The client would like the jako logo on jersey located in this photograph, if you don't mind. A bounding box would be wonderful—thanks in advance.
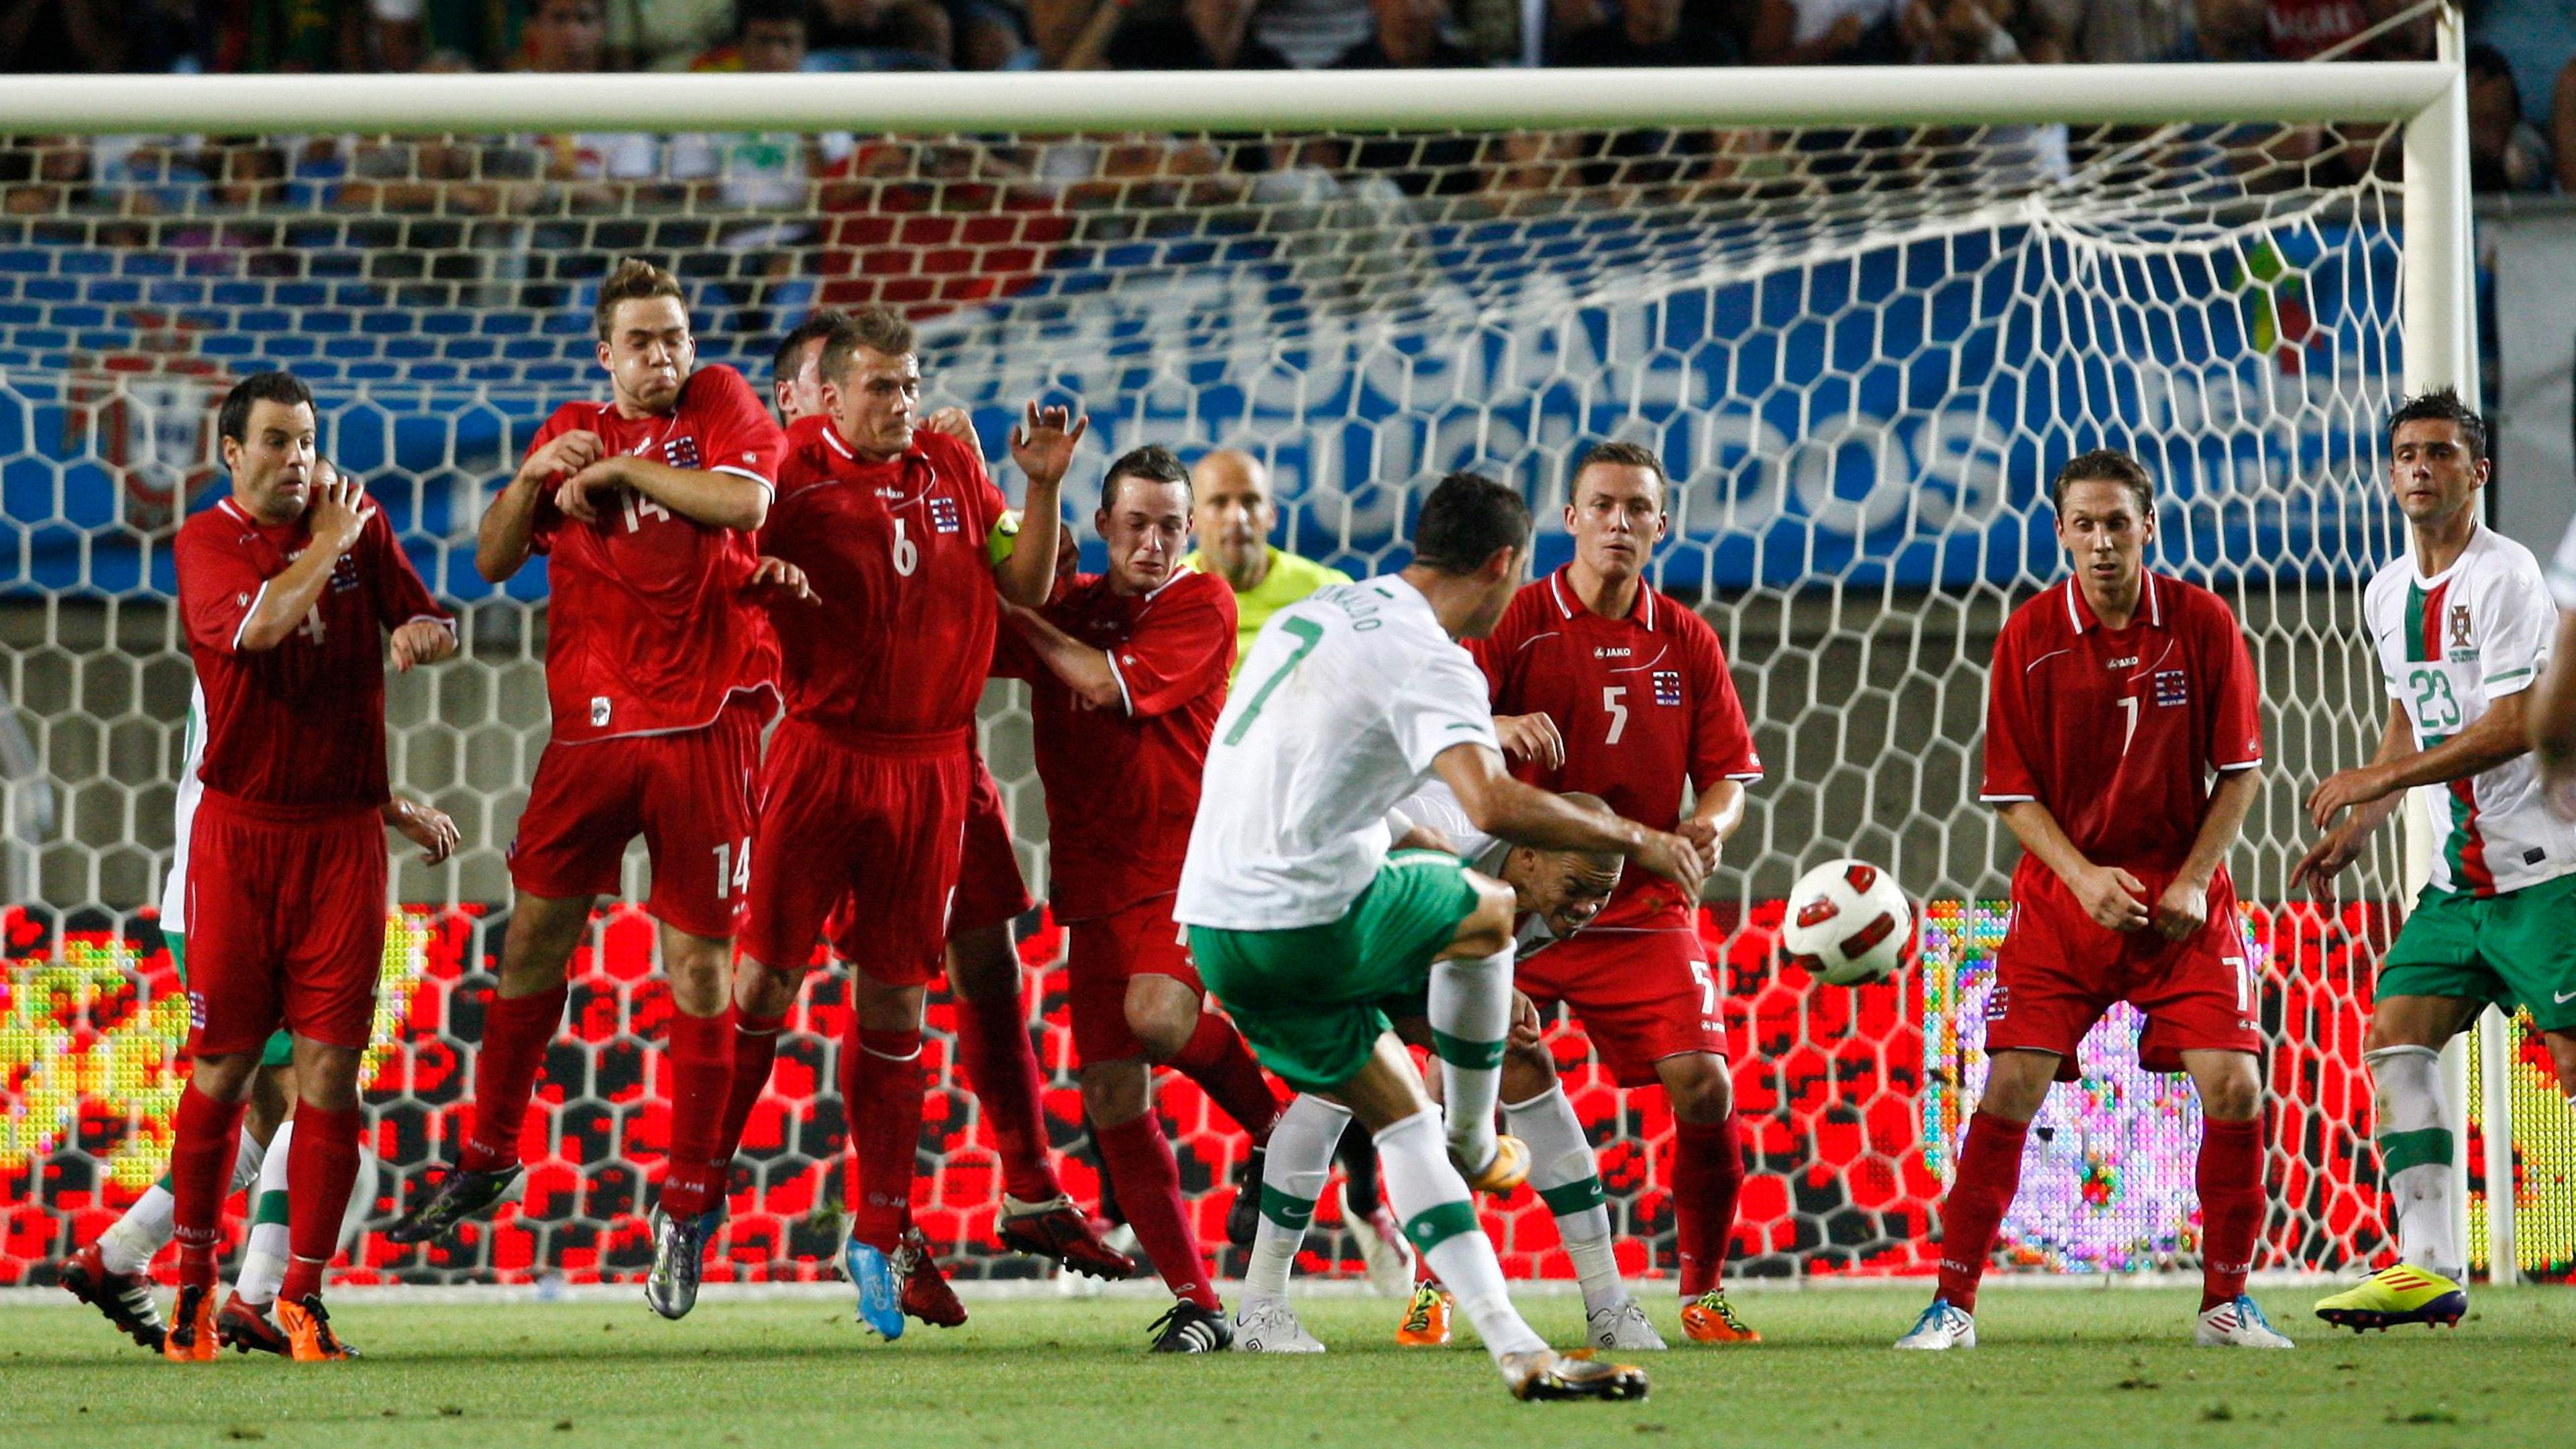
[1654,669,1682,706]
[2107,655,2139,669]
[1593,647,1631,659]
[663,436,700,470]
[929,496,962,534]
[2154,669,2188,707]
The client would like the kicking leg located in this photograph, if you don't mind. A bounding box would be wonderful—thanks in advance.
[1896,1047,2055,1350]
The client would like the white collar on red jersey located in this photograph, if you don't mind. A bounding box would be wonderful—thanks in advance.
[2063,569,2163,633]
[1546,566,1655,629]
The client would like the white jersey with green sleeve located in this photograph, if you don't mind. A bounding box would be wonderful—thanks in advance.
[1176,575,1501,930]
[158,680,209,933]
[2365,521,2576,896]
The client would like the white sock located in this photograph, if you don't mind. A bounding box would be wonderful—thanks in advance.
[1503,1085,1623,1315]
[1375,1109,1547,1363]
[1428,944,1513,1171]
[2368,1045,2462,1281]
[1244,1094,1348,1303]
[96,1125,268,1275]
[235,1118,295,1304]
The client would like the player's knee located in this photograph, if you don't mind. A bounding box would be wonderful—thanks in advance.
[1657,1052,1731,1123]
[187,1051,259,1102]
[1079,1061,1150,1127]
[2195,1057,2263,1122]
[2546,1034,2576,1095]
[290,1039,364,1112]
[1978,1050,2058,1122]
[1124,977,1200,1061]
[945,926,1021,1002]
[733,958,804,1018]
[1446,878,1518,959]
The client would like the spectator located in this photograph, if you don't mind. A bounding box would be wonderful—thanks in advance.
[2467,42,2555,193]
[2021,0,2186,63]
[1748,0,1906,64]
[673,0,854,227]
[686,0,810,67]
[1031,0,1229,67]
[809,0,955,67]
[512,0,669,205]
[1550,0,1740,65]
[2469,0,2576,190]
[2182,0,2275,62]
[608,0,739,68]
[1900,0,2021,63]
[1232,0,1465,68]
[2263,0,2364,61]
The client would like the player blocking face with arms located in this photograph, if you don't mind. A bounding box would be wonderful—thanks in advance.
[1898,449,2284,1351]
[726,307,1075,1338]
[390,261,794,1302]
[1466,441,1764,1345]
[163,371,458,1360]
[2294,391,2576,1331]
[1177,472,1708,1400]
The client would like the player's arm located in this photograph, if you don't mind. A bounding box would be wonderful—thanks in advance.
[557,454,768,532]
[2150,762,2261,941]
[2535,608,2576,818]
[2307,693,2528,828]
[236,475,376,652]
[2291,699,2413,898]
[478,427,602,582]
[994,401,1083,608]
[1432,740,1705,892]
[1680,622,1760,851]
[1994,800,2152,934]
[1003,606,1121,710]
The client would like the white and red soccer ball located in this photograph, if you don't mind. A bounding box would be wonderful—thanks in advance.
[1782,859,1914,987]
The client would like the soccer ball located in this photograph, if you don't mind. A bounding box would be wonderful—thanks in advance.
[1782,859,1913,987]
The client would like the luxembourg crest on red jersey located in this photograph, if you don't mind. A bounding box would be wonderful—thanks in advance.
[1653,669,1682,706]
[2153,669,2188,707]
[662,435,700,470]
[929,496,962,534]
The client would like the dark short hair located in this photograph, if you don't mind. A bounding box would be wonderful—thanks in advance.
[594,256,686,341]
[1569,440,1668,503]
[1101,444,1191,513]
[818,305,916,382]
[2386,387,2488,463]
[1411,471,1532,575]
[739,0,803,30]
[2050,448,2154,517]
[771,310,845,394]
[217,371,315,445]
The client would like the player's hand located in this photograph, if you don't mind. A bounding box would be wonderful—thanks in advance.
[388,619,455,672]
[307,473,376,557]
[1507,990,1544,1050]
[2290,825,2365,902]
[526,429,605,484]
[1676,815,1721,855]
[749,555,818,604]
[2150,874,2210,942]
[2069,863,2151,932]
[1008,400,1088,487]
[1494,712,1564,770]
[1629,828,1707,897]
[2305,763,2396,831]
[924,406,981,453]
[555,460,627,524]
[385,796,461,865]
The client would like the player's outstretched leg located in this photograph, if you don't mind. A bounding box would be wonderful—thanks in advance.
[2185,1052,2290,1350]
[2316,1043,2469,1332]
[1505,1083,1664,1352]
[1427,936,1518,1185]
[1661,1053,1755,1344]
[1894,1108,2032,1350]
[843,1021,931,1340]
[1232,1092,1342,1353]
[647,936,737,1323]
[163,1077,249,1364]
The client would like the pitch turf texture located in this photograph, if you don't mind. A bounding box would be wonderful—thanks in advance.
[7,1287,2567,1448]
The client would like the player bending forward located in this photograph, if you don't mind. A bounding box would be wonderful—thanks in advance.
[2294,391,2576,1331]
[1896,449,2289,1352]
[1232,780,1666,1356]
[1177,471,1706,1401]
[163,370,458,1360]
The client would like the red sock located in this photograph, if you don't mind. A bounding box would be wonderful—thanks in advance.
[1672,1114,1746,1297]
[657,1007,735,1220]
[461,983,568,1172]
[845,1027,924,1252]
[2197,1116,2265,1310]
[1095,1112,1218,1309]
[279,1103,362,1303]
[170,1082,247,1290]
[1935,1110,2031,1313]
[952,990,1062,1203]
[1165,1012,1280,1144]
[715,1009,787,1167]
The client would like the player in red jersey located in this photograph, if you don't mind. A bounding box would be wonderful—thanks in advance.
[1463,441,1763,1344]
[993,443,1289,1350]
[751,315,1127,1284]
[721,305,1073,1340]
[387,261,800,1319]
[166,370,458,1361]
[1894,449,2286,1352]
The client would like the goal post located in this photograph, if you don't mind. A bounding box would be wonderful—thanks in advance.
[3,40,2532,1289]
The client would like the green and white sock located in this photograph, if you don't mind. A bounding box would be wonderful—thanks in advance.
[234,1116,295,1304]
[1428,944,1513,1171]
[1244,1094,1348,1303]
[1375,1109,1546,1363]
[1504,1084,1622,1315]
[2368,1044,2462,1282]
[98,1128,266,1275]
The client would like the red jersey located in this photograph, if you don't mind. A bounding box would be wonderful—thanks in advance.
[995,567,1235,920]
[1470,568,1762,930]
[1980,572,2263,876]
[760,417,1008,742]
[176,496,451,815]
[525,364,785,745]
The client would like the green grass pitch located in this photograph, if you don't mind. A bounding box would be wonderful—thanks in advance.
[5,1287,2568,1448]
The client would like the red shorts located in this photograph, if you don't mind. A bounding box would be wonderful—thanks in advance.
[1066,896,1199,1065]
[184,794,386,1057]
[1988,865,2261,1079]
[828,756,1030,957]
[1515,926,1725,1088]
[743,720,972,986]
[507,701,761,940]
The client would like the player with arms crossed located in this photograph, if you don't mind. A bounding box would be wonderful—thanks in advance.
[390,262,796,1318]
[722,307,1071,1336]
[1897,448,2288,1352]
[1178,472,1706,1400]
[164,370,458,1360]
[994,443,1285,1349]
[1467,441,1764,1344]
[763,316,1128,1283]
[2294,391,2576,1330]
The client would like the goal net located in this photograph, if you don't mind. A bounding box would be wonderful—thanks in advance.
[5,60,2559,1289]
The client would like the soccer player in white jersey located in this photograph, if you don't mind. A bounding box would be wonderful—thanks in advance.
[1232,781,1670,1356]
[1175,472,1706,1399]
[2293,390,2576,1330]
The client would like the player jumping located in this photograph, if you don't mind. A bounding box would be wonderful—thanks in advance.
[2294,390,2576,1332]
[1894,449,2284,1352]
[1177,471,1706,1401]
